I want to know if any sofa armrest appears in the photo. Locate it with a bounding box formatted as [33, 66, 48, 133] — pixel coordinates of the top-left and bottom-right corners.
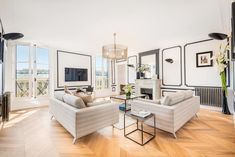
[75, 102, 119, 138]
[49, 98, 79, 138]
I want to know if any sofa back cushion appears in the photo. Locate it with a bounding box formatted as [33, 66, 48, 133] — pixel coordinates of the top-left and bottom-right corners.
[87, 100, 111, 107]
[183, 90, 194, 99]
[63, 94, 86, 109]
[161, 92, 185, 106]
[54, 91, 66, 101]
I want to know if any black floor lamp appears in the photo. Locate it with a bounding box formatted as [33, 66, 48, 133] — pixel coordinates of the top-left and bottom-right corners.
[0, 18, 24, 122]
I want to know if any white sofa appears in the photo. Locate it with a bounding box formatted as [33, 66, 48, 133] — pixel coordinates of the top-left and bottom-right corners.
[130, 91, 200, 138]
[49, 91, 119, 143]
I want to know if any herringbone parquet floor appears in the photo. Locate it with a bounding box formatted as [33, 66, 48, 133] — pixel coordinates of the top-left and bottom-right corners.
[0, 107, 235, 157]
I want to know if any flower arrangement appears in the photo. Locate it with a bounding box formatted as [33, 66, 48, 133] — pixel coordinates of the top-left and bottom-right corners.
[212, 43, 229, 95]
[123, 84, 133, 98]
[137, 64, 150, 73]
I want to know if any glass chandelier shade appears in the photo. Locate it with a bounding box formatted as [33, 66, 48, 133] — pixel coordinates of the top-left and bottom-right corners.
[102, 33, 128, 60]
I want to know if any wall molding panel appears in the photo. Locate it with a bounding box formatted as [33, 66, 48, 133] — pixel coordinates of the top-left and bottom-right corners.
[184, 39, 230, 88]
[162, 46, 182, 86]
[57, 50, 92, 89]
[127, 55, 137, 84]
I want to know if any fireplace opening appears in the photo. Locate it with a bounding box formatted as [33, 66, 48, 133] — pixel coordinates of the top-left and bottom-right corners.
[140, 88, 153, 100]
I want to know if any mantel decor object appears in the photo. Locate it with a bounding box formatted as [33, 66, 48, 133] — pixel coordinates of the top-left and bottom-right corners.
[137, 64, 150, 79]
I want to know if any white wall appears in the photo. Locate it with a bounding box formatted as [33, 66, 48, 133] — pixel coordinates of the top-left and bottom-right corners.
[160, 39, 234, 93]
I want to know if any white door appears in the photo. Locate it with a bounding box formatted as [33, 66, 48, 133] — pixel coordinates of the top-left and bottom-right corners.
[15, 44, 50, 109]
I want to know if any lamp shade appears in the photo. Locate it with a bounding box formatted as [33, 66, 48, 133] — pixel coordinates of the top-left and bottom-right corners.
[3, 33, 24, 40]
[208, 33, 228, 40]
[102, 33, 128, 60]
[102, 44, 128, 60]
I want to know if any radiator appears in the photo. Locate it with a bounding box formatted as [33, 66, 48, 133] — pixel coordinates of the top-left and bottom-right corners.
[195, 87, 223, 107]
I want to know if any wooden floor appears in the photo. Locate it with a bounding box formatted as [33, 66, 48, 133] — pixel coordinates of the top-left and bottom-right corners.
[0, 107, 235, 157]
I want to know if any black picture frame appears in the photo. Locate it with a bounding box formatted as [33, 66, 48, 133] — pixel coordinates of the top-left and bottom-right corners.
[196, 51, 213, 67]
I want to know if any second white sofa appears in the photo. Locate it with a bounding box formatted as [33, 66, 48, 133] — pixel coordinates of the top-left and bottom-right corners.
[130, 90, 200, 138]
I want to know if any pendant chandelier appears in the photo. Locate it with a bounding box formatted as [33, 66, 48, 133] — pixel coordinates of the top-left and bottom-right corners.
[102, 33, 128, 60]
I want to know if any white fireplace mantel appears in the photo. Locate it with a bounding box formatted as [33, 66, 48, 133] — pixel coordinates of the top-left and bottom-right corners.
[135, 78, 161, 100]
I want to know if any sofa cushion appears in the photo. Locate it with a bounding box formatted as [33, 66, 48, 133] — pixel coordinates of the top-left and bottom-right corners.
[54, 91, 66, 101]
[161, 95, 171, 105]
[63, 94, 86, 109]
[162, 92, 185, 106]
[87, 100, 111, 107]
[183, 90, 194, 100]
[136, 98, 161, 104]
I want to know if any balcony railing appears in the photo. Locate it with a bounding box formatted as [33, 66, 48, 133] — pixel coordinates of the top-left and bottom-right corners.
[16, 79, 49, 97]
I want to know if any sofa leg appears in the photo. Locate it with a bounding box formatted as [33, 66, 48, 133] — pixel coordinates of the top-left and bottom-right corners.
[173, 133, 177, 139]
[72, 138, 77, 144]
[50, 115, 54, 120]
[195, 114, 198, 118]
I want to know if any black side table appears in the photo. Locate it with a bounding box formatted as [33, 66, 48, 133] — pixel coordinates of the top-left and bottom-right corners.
[124, 111, 156, 146]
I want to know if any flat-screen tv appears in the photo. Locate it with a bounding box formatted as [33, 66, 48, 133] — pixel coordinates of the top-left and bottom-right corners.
[65, 68, 88, 81]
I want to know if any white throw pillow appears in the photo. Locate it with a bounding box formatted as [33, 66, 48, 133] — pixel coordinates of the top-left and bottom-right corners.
[63, 94, 86, 109]
[168, 92, 185, 106]
[54, 91, 66, 101]
[161, 95, 171, 105]
[183, 90, 194, 99]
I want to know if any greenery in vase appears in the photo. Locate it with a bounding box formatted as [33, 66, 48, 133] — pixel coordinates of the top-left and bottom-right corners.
[212, 43, 229, 96]
[123, 84, 133, 97]
[137, 64, 150, 73]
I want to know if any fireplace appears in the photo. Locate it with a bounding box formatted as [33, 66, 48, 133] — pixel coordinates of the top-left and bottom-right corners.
[141, 88, 153, 100]
[135, 78, 161, 100]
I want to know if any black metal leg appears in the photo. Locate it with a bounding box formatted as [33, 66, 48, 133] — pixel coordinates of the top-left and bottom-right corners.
[154, 115, 156, 136]
[124, 113, 126, 136]
[124, 100, 127, 113]
[137, 119, 138, 129]
[124, 114, 156, 146]
[141, 122, 143, 145]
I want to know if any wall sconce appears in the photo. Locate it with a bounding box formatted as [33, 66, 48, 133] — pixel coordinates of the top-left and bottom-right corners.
[127, 64, 135, 68]
[165, 58, 174, 63]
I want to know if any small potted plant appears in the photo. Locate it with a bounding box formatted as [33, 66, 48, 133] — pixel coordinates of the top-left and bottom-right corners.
[123, 84, 133, 98]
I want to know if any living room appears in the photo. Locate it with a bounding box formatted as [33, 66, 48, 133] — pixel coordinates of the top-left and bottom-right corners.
[0, 0, 235, 157]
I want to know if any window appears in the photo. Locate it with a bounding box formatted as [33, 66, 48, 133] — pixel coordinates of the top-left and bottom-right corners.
[95, 56, 109, 90]
[16, 45, 30, 97]
[35, 47, 49, 97]
[16, 44, 49, 98]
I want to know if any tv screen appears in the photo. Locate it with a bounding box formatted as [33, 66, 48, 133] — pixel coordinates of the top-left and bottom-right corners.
[65, 68, 88, 81]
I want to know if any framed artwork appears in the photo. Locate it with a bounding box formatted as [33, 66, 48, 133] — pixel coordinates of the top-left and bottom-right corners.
[196, 51, 213, 67]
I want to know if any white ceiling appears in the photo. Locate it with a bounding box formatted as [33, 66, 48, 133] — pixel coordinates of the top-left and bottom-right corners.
[0, 0, 232, 55]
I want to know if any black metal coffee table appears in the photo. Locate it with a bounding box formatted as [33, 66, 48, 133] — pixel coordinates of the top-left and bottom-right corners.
[110, 94, 145, 113]
[124, 111, 156, 146]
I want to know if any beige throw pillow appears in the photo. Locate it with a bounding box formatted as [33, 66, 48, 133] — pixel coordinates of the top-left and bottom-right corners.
[74, 92, 93, 106]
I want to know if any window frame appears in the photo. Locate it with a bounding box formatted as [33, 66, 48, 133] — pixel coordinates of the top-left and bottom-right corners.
[95, 56, 110, 90]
